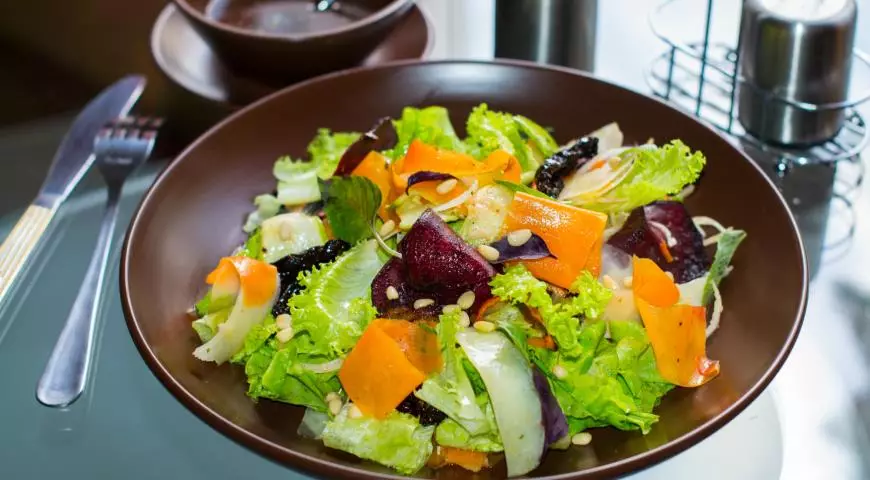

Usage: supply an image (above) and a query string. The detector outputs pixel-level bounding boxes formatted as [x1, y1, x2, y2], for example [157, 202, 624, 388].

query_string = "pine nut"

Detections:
[571, 432, 592, 446]
[436, 178, 458, 195]
[414, 298, 435, 309]
[507, 229, 533, 247]
[328, 398, 343, 416]
[443, 304, 460, 314]
[348, 404, 363, 419]
[386, 286, 399, 300]
[623, 277, 633, 288]
[276, 313, 292, 330]
[473, 321, 495, 333]
[280, 220, 294, 241]
[325, 392, 339, 403]
[378, 220, 396, 238]
[477, 245, 500, 262]
[458, 311, 471, 328]
[276, 327, 294, 343]
[457, 291, 476, 310]
[552, 364, 568, 379]
[602, 274, 618, 290]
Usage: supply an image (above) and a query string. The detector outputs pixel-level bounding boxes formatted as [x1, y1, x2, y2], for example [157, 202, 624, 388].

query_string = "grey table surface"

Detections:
[1, 1, 869, 479]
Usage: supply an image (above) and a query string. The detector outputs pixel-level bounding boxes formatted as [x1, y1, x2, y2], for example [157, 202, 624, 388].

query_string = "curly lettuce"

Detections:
[386, 106, 465, 159]
[566, 140, 706, 213]
[465, 103, 557, 182]
[322, 407, 435, 475]
[489, 264, 612, 358]
[287, 240, 384, 357]
[307, 128, 361, 179]
[415, 311, 491, 435]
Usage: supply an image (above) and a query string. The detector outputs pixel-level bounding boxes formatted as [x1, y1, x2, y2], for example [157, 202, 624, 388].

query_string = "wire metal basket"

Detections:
[645, 0, 869, 257]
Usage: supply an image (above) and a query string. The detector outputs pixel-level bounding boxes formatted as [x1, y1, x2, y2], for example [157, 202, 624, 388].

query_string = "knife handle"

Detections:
[0, 204, 55, 304]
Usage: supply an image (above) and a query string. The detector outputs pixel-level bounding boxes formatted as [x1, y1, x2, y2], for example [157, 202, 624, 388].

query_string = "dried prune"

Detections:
[271, 239, 351, 316]
[396, 391, 447, 426]
[534, 136, 599, 198]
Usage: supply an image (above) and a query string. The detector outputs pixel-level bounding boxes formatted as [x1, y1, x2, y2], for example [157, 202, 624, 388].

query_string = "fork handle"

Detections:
[36, 188, 120, 407]
[0, 204, 56, 306]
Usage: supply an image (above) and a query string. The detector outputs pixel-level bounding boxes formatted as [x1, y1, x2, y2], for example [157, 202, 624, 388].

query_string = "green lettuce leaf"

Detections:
[273, 157, 322, 206]
[570, 140, 706, 213]
[287, 240, 384, 357]
[243, 195, 282, 233]
[703, 228, 746, 304]
[514, 114, 559, 159]
[489, 264, 612, 358]
[415, 311, 491, 435]
[324, 176, 382, 244]
[192, 309, 230, 343]
[194, 291, 235, 317]
[465, 103, 543, 180]
[230, 316, 341, 412]
[322, 408, 435, 475]
[495, 180, 552, 200]
[535, 320, 669, 435]
[237, 229, 264, 260]
[307, 128, 361, 179]
[387, 106, 465, 159]
[434, 394, 504, 453]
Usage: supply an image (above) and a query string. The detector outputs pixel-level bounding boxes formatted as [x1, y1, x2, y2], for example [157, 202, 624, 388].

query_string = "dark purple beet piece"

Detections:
[332, 117, 397, 176]
[606, 201, 710, 283]
[533, 366, 570, 448]
[405, 171, 457, 194]
[371, 209, 496, 317]
[487, 232, 555, 264]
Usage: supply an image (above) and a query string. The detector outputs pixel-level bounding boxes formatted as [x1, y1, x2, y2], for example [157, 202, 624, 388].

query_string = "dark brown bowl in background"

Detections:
[121, 60, 807, 479]
[172, 0, 414, 85]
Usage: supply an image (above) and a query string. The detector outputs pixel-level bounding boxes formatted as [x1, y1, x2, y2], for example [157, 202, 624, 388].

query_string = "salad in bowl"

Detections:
[187, 104, 745, 477]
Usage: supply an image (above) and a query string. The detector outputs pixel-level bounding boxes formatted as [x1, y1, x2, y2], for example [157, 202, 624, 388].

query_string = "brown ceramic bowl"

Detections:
[172, 0, 414, 85]
[121, 60, 807, 479]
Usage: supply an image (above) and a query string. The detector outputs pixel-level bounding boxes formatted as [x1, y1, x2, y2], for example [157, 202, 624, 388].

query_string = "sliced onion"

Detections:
[432, 180, 477, 213]
[706, 282, 723, 338]
[371, 222, 402, 259]
[558, 155, 633, 201]
[693, 216, 727, 238]
[300, 357, 344, 373]
[649, 220, 678, 247]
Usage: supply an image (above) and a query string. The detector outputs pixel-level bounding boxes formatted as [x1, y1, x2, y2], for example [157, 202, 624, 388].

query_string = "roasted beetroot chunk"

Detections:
[372, 209, 496, 317]
[606, 201, 710, 283]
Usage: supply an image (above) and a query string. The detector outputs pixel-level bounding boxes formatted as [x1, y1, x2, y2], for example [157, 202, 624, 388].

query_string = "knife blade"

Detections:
[0, 75, 146, 306]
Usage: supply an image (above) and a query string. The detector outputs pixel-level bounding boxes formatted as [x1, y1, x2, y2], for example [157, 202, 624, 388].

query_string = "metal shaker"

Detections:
[736, 0, 857, 146]
[494, 0, 598, 72]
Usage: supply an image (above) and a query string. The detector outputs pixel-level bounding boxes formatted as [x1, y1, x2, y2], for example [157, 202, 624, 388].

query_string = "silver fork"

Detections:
[36, 116, 162, 407]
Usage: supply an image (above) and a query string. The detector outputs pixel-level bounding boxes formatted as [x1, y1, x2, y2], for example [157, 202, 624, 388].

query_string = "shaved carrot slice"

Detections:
[475, 297, 502, 322]
[528, 335, 556, 350]
[632, 257, 679, 307]
[428, 447, 490, 473]
[338, 324, 426, 419]
[205, 256, 277, 306]
[635, 297, 719, 387]
[632, 257, 719, 387]
[503, 192, 607, 289]
[370, 319, 442, 375]
[582, 235, 604, 278]
[392, 141, 522, 195]
[351, 151, 393, 220]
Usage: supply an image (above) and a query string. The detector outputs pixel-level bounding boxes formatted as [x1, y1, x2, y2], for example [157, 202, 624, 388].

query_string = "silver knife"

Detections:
[0, 75, 146, 306]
